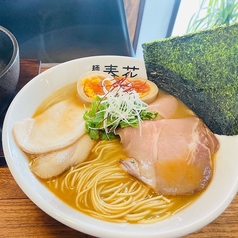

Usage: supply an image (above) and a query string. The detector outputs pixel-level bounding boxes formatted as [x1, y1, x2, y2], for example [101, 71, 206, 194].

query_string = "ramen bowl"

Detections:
[2, 56, 238, 238]
[0, 26, 20, 117]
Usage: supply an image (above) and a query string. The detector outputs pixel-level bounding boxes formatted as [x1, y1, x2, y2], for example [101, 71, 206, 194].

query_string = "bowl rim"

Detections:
[2, 55, 238, 238]
[0, 25, 19, 77]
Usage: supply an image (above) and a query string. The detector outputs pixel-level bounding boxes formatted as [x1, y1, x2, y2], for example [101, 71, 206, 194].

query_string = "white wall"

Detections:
[135, 0, 177, 58]
[172, 0, 201, 36]
[136, 0, 202, 58]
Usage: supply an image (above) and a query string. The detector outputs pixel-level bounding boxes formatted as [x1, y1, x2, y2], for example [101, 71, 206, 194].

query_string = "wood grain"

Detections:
[124, 0, 143, 49]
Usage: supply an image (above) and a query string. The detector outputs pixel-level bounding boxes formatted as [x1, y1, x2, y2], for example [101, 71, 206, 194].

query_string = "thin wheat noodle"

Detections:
[54, 140, 174, 223]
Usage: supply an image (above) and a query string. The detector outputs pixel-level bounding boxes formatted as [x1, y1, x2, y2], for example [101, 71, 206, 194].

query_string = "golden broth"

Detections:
[32, 82, 211, 224]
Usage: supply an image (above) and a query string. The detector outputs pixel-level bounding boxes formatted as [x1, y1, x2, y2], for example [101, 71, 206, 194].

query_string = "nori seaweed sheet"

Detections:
[142, 23, 238, 135]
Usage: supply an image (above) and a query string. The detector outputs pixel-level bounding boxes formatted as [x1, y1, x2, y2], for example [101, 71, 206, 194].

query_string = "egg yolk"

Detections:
[81, 76, 112, 100]
[129, 79, 150, 98]
[81, 75, 153, 102]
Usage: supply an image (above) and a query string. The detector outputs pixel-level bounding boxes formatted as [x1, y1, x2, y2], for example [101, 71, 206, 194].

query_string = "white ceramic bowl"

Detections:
[2, 56, 238, 238]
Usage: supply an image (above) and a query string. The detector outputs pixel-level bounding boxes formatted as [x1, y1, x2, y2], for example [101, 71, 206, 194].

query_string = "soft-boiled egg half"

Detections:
[77, 71, 158, 104]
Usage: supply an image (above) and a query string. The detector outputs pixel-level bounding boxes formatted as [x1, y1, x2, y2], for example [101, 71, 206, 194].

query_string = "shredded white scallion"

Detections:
[99, 86, 148, 134]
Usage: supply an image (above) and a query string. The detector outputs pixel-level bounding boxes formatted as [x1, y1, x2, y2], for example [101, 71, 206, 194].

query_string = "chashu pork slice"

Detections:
[30, 134, 96, 179]
[117, 117, 219, 195]
[13, 99, 86, 154]
[148, 94, 195, 119]
[148, 94, 179, 118]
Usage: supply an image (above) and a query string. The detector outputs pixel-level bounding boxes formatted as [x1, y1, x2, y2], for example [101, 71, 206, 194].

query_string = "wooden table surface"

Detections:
[0, 59, 237, 238]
